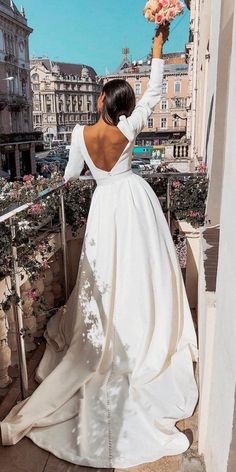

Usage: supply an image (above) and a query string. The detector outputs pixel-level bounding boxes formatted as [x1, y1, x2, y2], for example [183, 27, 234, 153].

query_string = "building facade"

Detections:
[187, 1, 236, 471]
[0, 0, 42, 179]
[101, 51, 189, 150]
[30, 58, 101, 143]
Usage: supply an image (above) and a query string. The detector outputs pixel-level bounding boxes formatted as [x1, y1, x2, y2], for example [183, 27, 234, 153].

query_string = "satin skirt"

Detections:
[1, 173, 198, 468]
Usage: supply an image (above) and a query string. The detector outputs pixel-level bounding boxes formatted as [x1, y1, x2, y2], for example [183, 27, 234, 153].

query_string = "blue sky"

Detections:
[16, 0, 190, 74]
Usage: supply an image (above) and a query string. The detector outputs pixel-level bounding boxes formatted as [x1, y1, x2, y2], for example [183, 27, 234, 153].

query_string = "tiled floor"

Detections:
[0, 344, 199, 472]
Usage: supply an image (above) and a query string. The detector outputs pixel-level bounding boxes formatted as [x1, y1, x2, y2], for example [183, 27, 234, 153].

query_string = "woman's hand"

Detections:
[153, 23, 170, 59]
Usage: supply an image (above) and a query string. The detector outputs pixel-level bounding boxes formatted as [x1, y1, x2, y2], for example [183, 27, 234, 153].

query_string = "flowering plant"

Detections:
[143, 0, 184, 25]
[0, 172, 95, 313]
[170, 168, 208, 227]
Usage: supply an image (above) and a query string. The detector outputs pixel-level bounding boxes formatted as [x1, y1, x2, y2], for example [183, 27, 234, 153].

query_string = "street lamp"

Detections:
[2, 76, 14, 81]
[171, 112, 187, 122]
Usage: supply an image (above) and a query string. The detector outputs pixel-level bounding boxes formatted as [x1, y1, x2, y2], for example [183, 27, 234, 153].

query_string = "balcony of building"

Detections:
[0, 169, 207, 471]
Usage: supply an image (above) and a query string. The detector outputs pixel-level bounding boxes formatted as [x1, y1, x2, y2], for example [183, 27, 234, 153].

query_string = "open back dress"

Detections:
[1, 58, 199, 469]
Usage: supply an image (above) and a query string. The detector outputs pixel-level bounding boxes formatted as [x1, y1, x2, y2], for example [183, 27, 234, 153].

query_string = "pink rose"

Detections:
[148, 0, 158, 12]
[165, 7, 175, 20]
[155, 12, 164, 23]
[145, 8, 155, 20]
[176, 1, 184, 12]
[157, 0, 164, 8]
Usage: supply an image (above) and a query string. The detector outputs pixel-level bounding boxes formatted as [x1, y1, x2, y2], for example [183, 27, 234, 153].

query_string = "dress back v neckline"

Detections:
[81, 125, 130, 174]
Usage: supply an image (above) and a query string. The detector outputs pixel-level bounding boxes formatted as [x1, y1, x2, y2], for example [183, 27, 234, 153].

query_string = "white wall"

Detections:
[198, 1, 236, 471]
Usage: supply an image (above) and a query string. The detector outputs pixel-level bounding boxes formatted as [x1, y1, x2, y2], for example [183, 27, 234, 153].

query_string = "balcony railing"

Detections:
[152, 127, 186, 133]
[0, 130, 43, 145]
[0, 171, 207, 400]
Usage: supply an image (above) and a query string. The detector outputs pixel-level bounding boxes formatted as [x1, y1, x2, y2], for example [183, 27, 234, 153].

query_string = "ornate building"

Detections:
[101, 50, 189, 148]
[30, 58, 101, 143]
[0, 0, 42, 179]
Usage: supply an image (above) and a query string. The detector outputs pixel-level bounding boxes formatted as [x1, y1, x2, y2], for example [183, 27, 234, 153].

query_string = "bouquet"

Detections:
[143, 0, 184, 25]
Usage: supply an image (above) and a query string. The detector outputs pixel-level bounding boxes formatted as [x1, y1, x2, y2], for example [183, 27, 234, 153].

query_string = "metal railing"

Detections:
[142, 171, 198, 226]
[0, 183, 67, 400]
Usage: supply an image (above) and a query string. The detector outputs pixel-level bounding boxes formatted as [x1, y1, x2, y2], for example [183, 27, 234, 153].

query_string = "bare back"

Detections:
[83, 124, 129, 172]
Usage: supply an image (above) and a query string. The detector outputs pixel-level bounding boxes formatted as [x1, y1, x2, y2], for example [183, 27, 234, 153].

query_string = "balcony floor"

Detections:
[0, 343, 199, 472]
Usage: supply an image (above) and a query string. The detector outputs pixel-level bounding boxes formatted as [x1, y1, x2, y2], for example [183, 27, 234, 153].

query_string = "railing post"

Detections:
[59, 188, 69, 300]
[167, 176, 171, 228]
[9, 217, 29, 400]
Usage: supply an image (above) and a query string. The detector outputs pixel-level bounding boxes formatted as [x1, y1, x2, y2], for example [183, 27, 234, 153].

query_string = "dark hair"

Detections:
[101, 79, 136, 126]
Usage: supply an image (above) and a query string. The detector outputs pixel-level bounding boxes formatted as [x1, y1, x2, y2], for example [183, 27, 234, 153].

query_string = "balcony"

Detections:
[0, 93, 8, 110]
[0, 170, 206, 470]
[4, 53, 17, 64]
[7, 95, 30, 111]
[0, 130, 43, 145]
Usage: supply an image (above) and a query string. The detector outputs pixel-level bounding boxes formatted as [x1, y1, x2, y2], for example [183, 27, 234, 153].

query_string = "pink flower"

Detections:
[26, 288, 39, 301]
[190, 211, 199, 218]
[165, 7, 175, 20]
[172, 180, 181, 188]
[144, 0, 184, 24]
[145, 8, 155, 20]
[197, 162, 208, 173]
[42, 260, 50, 269]
[23, 174, 34, 182]
[36, 244, 44, 252]
[176, 1, 184, 12]
[29, 203, 43, 214]
[155, 12, 165, 23]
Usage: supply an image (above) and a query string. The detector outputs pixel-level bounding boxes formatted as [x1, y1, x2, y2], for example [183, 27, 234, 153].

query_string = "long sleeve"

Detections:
[63, 124, 84, 182]
[125, 58, 164, 137]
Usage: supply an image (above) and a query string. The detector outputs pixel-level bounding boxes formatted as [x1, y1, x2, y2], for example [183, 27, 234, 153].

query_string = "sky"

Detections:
[15, 0, 190, 75]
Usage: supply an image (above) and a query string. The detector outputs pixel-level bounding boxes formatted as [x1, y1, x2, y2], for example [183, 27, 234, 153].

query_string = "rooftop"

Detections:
[108, 52, 188, 78]
[30, 58, 97, 80]
[0, 0, 29, 28]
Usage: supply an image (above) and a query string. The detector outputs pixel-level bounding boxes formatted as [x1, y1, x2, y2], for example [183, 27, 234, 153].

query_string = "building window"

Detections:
[33, 83, 39, 91]
[160, 117, 167, 129]
[148, 118, 154, 128]
[161, 99, 168, 110]
[46, 104, 51, 112]
[162, 80, 168, 94]
[32, 73, 39, 82]
[173, 117, 179, 128]
[135, 83, 141, 96]
[174, 81, 181, 94]
[174, 97, 185, 108]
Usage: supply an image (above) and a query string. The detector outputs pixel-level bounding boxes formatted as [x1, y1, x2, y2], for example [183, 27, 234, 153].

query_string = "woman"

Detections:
[1, 25, 198, 468]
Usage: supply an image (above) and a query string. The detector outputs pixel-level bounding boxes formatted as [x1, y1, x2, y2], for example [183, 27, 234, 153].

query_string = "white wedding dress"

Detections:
[1, 59, 198, 468]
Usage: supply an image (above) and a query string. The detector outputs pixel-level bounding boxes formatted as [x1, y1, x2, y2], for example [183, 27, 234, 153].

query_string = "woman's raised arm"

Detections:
[124, 24, 169, 137]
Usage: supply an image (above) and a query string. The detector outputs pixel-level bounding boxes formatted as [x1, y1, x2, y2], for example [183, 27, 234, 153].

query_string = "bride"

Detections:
[1, 24, 198, 468]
